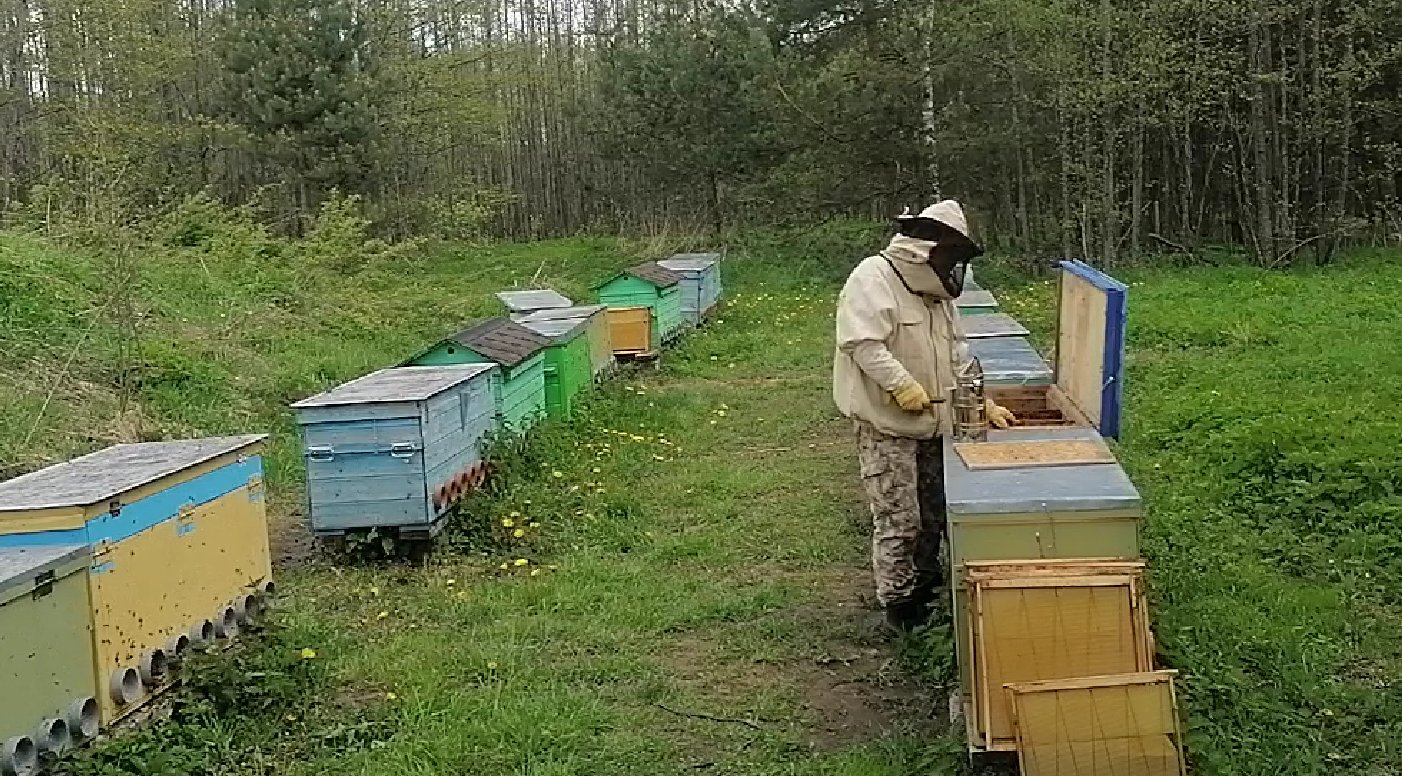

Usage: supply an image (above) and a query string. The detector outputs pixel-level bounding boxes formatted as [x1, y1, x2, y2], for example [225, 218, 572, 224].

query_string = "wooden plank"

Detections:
[954, 439, 1115, 471]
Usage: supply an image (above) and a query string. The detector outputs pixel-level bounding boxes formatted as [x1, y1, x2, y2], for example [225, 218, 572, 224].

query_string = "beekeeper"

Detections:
[833, 200, 1016, 632]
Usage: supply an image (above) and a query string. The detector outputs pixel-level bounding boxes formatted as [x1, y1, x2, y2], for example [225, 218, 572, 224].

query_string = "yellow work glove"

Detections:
[891, 382, 933, 412]
[985, 398, 1017, 429]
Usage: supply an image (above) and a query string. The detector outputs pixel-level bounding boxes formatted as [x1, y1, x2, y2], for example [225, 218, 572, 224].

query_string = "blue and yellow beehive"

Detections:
[1, 544, 100, 771]
[0, 436, 273, 726]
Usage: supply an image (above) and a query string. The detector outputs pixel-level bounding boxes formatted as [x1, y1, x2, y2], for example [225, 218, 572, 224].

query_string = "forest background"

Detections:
[3, 0, 1402, 266]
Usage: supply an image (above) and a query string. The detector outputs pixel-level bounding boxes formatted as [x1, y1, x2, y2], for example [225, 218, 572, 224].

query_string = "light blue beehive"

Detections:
[290, 364, 498, 539]
[659, 253, 723, 324]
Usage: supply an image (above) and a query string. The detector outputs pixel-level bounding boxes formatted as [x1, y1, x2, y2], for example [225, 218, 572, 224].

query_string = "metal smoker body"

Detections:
[953, 357, 988, 442]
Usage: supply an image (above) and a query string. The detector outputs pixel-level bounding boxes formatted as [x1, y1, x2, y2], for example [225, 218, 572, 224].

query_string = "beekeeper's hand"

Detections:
[892, 382, 933, 412]
[985, 398, 1017, 429]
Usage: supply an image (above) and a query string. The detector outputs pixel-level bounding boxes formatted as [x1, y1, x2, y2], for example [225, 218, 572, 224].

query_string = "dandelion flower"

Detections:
[499, 562, 509, 570]
[552, 470, 564, 478]
[487, 661, 499, 670]
[510, 510, 522, 518]
[529, 522, 540, 528]
[300, 648, 318, 660]
[446, 579, 456, 586]
[530, 569, 541, 577]
[376, 611, 389, 620]
[501, 518, 515, 528]
[653, 455, 666, 461]
[386, 692, 398, 701]
[514, 558, 529, 567]
[592, 467, 601, 473]
[513, 528, 526, 538]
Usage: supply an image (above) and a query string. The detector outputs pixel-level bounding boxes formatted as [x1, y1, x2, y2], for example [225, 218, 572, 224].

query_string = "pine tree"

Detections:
[216, 0, 378, 226]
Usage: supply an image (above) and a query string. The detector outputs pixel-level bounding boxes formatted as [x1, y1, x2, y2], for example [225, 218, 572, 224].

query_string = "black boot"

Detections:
[885, 600, 930, 633]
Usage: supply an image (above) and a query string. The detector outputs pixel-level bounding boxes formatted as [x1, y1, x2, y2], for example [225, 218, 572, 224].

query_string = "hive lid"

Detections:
[955, 287, 998, 309]
[0, 543, 90, 601]
[968, 337, 1053, 385]
[516, 304, 607, 323]
[495, 289, 574, 313]
[0, 436, 267, 513]
[659, 253, 720, 272]
[960, 312, 1029, 339]
[518, 316, 591, 343]
[1054, 260, 1129, 440]
[943, 427, 1141, 515]
[595, 261, 682, 289]
[291, 364, 497, 409]
[447, 317, 551, 367]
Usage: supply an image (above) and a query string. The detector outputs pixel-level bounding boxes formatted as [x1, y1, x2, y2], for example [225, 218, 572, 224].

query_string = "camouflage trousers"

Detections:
[854, 420, 946, 607]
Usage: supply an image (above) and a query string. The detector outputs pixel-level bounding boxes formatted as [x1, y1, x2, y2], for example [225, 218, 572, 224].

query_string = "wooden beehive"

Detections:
[659, 253, 723, 324]
[606, 306, 653, 357]
[984, 260, 1128, 439]
[956, 283, 999, 315]
[518, 305, 614, 379]
[964, 561, 1155, 751]
[0, 436, 273, 725]
[0, 544, 100, 760]
[961, 312, 1030, 339]
[969, 337, 1054, 387]
[1008, 671, 1186, 776]
[292, 365, 499, 539]
[595, 262, 686, 349]
[518, 315, 594, 420]
[404, 317, 549, 432]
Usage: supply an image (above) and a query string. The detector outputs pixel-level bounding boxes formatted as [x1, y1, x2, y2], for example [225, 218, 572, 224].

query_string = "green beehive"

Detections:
[518, 316, 593, 420]
[1, 544, 102, 765]
[405, 318, 549, 433]
[594, 262, 686, 350]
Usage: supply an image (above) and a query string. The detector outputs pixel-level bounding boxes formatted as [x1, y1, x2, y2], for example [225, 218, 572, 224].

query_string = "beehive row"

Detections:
[291, 254, 724, 544]
[944, 263, 1189, 775]
[0, 437, 275, 776]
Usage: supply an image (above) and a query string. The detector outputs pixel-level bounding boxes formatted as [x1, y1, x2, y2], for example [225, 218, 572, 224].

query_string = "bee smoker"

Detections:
[953, 357, 988, 442]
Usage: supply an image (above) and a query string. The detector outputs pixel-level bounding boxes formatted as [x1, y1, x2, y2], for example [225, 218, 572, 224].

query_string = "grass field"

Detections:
[3, 219, 1400, 775]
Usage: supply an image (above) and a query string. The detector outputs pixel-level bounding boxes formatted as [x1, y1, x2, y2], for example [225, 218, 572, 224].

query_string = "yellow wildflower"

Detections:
[376, 611, 389, 620]
[446, 579, 456, 586]
[530, 569, 541, 577]
[592, 467, 601, 473]
[299, 648, 317, 660]
[510, 510, 522, 518]
[499, 562, 509, 570]
[501, 518, 515, 528]
[529, 522, 540, 528]
[552, 470, 564, 478]
[513, 528, 526, 538]
[487, 661, 499, 670]
[514, 558, 528, 567]
[386, 692, 398, 701]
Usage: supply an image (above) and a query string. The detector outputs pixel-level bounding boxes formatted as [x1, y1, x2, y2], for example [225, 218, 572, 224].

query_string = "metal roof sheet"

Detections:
[516, 304, 607, 323]
[659, 254, 720, 272]
[0, 544, 89, 596]
[495, 289, 574, 313]
[0, 436, 267, 512]
[961, 313, 1031, 339]
[518, 316, 591, 343]
[291, 365, 496, 409]
[944, 427, 1141, 515]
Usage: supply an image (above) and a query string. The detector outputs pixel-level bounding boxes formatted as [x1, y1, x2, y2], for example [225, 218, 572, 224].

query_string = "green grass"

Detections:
[4, 218, 1401, 775]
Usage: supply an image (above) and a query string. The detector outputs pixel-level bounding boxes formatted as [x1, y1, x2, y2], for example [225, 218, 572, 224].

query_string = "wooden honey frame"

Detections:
[1007, 670, 1187, 776]
[966, 562, 1155, 752]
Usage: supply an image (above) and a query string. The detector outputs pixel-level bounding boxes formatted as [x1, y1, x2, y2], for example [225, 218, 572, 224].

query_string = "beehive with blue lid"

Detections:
[0, 435, 273, 725]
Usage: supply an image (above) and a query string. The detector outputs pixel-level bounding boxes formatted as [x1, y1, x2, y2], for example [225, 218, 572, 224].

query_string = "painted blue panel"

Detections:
[0, 457, 262, 548]
[300, 418, 421, 454]
[1059, 260, 1129, 440]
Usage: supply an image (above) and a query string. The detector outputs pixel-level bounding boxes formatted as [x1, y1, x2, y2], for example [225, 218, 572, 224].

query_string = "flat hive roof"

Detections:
[291, 365, 496, 409]
[0, 435, 266, 512]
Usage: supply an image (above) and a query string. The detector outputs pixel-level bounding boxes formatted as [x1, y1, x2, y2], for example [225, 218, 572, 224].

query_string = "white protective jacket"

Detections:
[832, 234, 969, 440]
